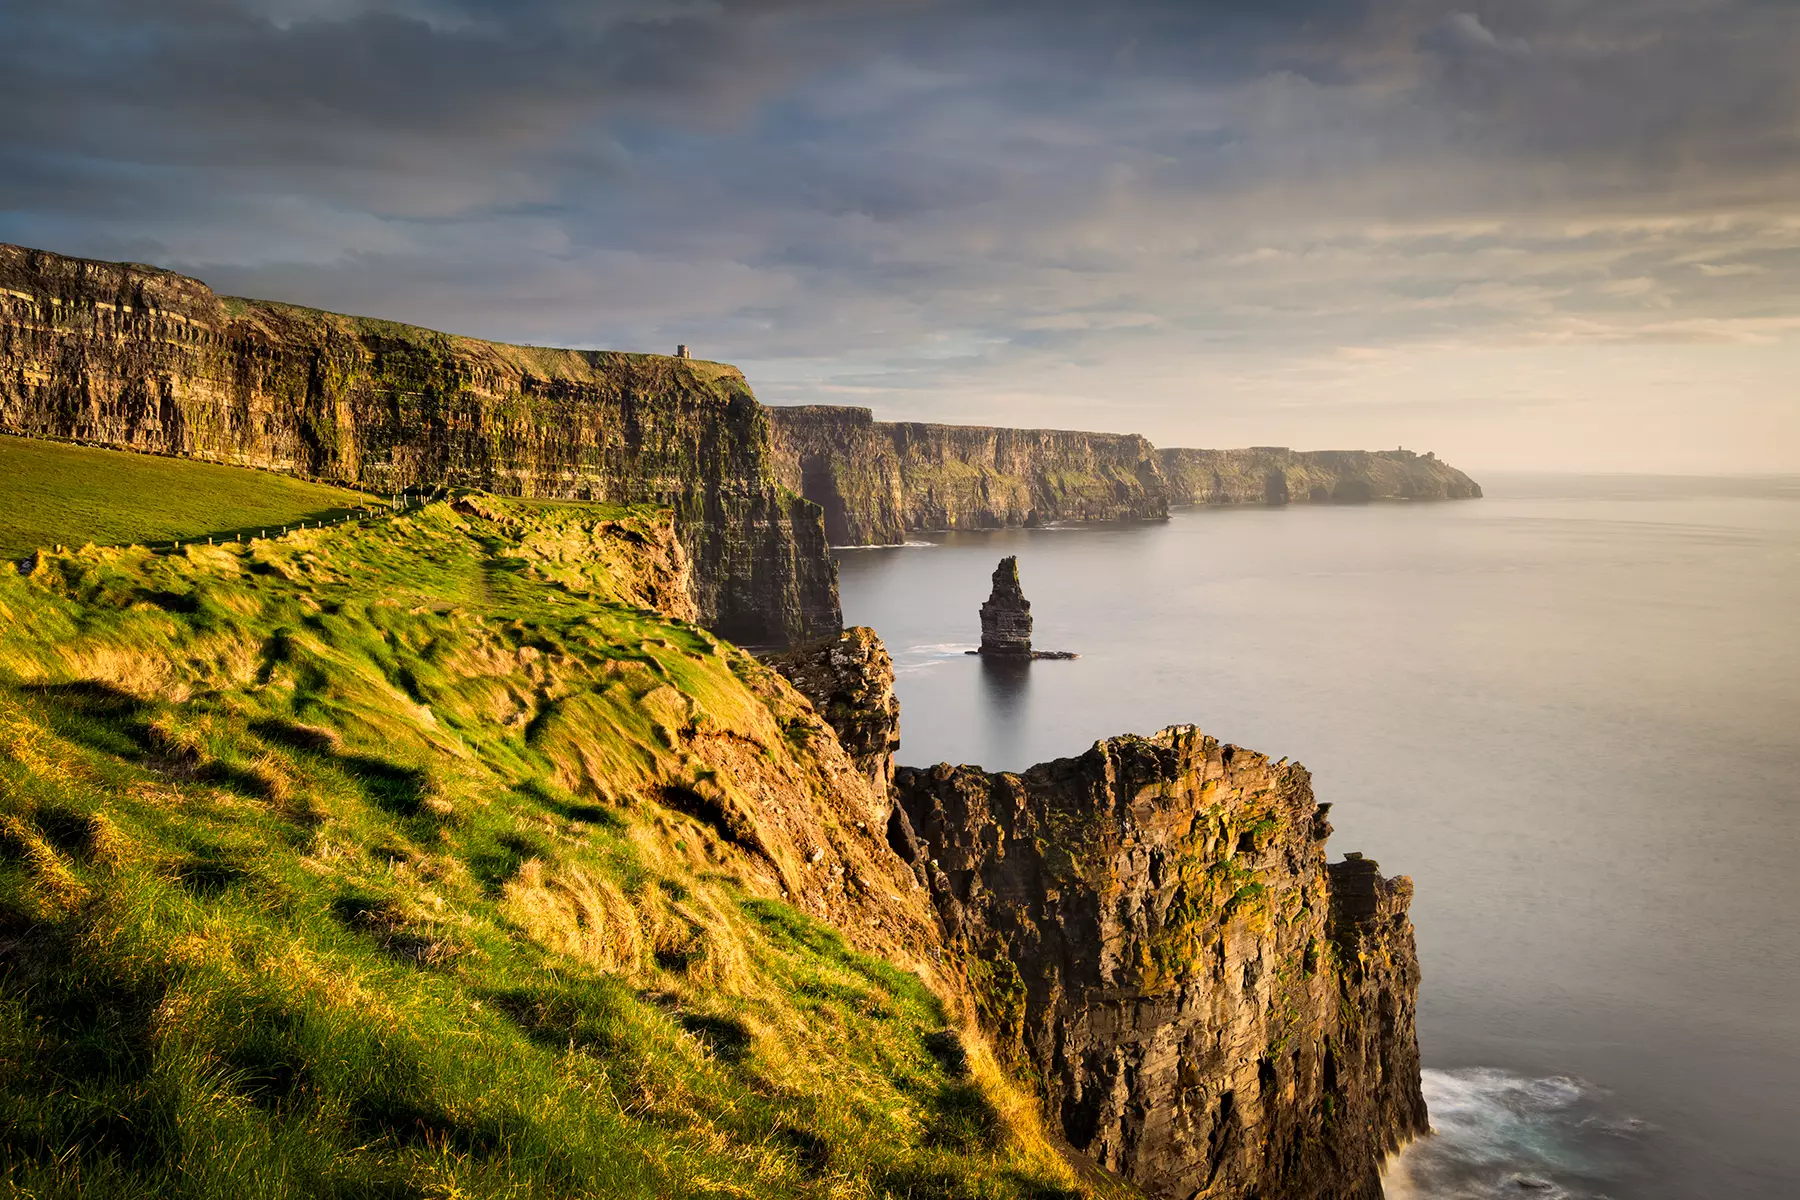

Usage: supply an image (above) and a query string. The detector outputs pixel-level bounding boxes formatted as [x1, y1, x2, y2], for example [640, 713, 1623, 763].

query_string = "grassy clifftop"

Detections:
[0, 242, 841, 647]
[0, 498, 1097, 1199]
[0, 436, 382, 560]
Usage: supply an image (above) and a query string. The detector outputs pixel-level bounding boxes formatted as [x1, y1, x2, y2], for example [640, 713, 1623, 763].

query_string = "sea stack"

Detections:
[971, 558, 1077, 659]
[979, 556, 1034, 655]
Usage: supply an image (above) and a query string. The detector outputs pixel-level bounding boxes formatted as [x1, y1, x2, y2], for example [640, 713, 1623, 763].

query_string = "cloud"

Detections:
[0, 0, 1797, 469]
[1419, 11, 1529, 56]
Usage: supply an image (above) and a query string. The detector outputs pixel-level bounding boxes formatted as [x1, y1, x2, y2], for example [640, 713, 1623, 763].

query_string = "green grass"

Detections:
[0, 436, 379, 558]
[0, 497, 1102, 1199]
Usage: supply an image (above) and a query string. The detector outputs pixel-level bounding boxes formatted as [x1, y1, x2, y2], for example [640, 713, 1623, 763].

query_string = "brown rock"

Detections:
[766, 627, 900, 794]
[979, 556, 1034, 656]
[893, 726, 1428, 1199]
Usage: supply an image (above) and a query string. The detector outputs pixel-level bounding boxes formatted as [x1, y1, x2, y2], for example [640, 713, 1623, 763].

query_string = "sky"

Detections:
[2, 0, 1797, 473]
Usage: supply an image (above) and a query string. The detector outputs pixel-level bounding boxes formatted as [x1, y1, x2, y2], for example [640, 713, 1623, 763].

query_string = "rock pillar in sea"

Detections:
[979, 556, 1033, 656]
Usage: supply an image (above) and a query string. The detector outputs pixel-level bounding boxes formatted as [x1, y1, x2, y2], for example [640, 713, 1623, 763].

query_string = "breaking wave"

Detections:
[893, 642, 977, 673]
[831, 540, 936, 550]
[1383, 1068, 1652, 1200]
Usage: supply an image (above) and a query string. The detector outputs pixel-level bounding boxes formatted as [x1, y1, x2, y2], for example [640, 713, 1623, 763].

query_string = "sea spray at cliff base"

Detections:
[1384, 1069, 1654, 1200]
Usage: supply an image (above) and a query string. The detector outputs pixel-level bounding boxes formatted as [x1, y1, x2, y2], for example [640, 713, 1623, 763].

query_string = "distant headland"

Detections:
[766, 404, 1481, 547]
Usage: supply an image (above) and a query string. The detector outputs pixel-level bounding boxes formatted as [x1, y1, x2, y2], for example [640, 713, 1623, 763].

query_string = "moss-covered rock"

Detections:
[894, 728, 1427, 1200]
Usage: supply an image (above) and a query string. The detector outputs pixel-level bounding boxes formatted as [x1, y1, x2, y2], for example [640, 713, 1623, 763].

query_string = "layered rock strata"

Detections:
[979, 556, 1034, 656]
[1157, 447, 1482, 505]
[765, 626, 901, 794]
[0, 243, 839, 647]
[766, 405, 1169, 545]
[892, 727, 1427, 1199]
[766, 405, 1483, 546]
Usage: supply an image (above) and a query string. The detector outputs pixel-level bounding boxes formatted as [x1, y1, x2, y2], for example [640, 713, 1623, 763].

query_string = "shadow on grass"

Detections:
[346, 1093, 507, 1157]
[253, 718, 432, 817]
[513, 779, 624, 831]
[489, 980, 641, 1058]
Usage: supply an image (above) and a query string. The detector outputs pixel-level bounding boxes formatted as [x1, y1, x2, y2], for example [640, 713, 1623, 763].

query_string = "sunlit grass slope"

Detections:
[0, 435, 379, 559]
[0, 498, 1103, 1199]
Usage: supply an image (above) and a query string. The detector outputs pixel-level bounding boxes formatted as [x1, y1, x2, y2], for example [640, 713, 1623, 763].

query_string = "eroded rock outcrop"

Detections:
[892, 727, 1427, 1199]
[1158, 447, 1482, 505]
[766, 626, 901, 794]
[0, 243, 839, 647]
[767, 405, 1169, 545]
[979, 557, 1034, 656]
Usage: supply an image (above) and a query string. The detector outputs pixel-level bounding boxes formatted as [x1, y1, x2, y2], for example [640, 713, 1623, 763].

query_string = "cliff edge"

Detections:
[0, 242, 839, 647]
[893, 728, 1427, 1199]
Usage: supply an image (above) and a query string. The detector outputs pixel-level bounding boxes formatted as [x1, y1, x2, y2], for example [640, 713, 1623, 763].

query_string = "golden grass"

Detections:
[0, 495, 1124, 1200]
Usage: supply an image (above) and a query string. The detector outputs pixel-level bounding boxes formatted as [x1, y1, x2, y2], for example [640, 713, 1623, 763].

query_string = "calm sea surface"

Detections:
[834, 474, 1800, 1199]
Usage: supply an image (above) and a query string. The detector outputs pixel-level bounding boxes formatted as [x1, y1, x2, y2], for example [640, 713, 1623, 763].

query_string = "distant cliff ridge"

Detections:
[0, 243, 838, 646]
[768, 405, 1481, 546]
[766, 405, 1169, 546]
[1158, 446, 1483, 505]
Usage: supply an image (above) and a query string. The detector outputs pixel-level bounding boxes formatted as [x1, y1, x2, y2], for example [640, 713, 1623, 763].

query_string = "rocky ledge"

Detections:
[766, 626, 901, 794]
[892, 727, 1428, 1199]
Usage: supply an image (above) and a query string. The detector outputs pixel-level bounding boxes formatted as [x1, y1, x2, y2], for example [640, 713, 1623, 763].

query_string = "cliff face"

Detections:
[766, 405, 1169, 545]
[767, 405, 1483, 545]
[0, 243, 839, 647]
[893, 727, 1427, 1200]
[1158, 447, 1482, 505]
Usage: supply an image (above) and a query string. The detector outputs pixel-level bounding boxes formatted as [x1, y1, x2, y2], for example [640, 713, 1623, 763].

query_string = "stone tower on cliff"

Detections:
[979, 557, 1033, 656]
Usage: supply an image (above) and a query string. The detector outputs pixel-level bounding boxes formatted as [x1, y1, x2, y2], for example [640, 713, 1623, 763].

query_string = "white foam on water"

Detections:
[893, 642, 977, 674]
[1383, 1068, 1646, 1199]
[831, 540, 936, 550]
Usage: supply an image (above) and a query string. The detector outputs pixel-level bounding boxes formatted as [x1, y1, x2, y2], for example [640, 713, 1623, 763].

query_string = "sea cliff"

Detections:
[769, 638, 1428, 1200]
[1158, 446, 1482, 505]
[766, 405, 1169, 545]
[767, 405, 1481, 546]
[892, 728, 1427, 1199]
[0, 243, 838, 647]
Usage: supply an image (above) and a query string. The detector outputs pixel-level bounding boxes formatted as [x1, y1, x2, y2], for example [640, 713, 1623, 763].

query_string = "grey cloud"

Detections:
[1, 0, 1796, 469]
[1419, 11, 1529, 56]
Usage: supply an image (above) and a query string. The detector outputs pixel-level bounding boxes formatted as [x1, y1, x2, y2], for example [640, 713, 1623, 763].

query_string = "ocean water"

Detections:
[833, 474, 1800, 1199]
